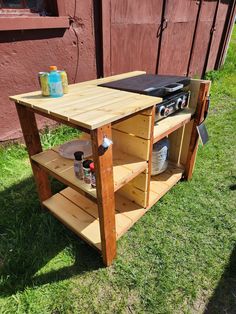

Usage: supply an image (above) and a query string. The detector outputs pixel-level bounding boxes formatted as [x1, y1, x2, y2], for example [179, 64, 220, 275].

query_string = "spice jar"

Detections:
[89, 162, 96, 188]
[74, 151, 84, 180]
[83, 159, 93, 184]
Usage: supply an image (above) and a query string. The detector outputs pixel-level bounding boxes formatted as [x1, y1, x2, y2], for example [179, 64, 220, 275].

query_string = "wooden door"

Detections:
[102, 0, 163, 76]
[157, 0, 199, 76]
[207, 0, 230, 71]
[188, 0, 219, 77]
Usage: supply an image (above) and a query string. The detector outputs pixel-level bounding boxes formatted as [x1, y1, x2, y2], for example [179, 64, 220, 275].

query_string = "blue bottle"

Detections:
[48, 66, 63, 97]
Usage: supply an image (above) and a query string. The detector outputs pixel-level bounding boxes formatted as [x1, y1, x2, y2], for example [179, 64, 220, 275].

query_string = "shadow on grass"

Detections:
[0, 176, 103, 297]
[204, 245, 236, 313]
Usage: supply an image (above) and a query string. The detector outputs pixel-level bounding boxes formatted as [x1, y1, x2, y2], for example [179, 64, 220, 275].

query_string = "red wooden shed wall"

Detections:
[102, 0, 234, 77]
[0, 0, 235, 141]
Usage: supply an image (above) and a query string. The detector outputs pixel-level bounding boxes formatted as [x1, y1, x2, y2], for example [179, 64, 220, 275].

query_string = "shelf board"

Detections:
[148, 162, 184, 208]
[31, 148, 147, 199]
[153, 108, 195, 143]
[43, 187, 147, 251]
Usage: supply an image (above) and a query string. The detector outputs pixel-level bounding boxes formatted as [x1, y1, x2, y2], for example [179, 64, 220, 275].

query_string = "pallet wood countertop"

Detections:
[10, 71, 211, 266]
[10, 71, 160, 130]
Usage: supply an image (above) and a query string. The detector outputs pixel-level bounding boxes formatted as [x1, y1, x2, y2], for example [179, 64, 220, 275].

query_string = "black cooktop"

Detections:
[99, 74, 190, 97]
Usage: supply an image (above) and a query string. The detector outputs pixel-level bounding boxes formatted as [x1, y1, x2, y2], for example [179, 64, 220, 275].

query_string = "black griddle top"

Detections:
[99, 74, 190, 97]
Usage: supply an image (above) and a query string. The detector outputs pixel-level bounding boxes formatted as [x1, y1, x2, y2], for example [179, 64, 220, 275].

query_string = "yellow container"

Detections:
[59, 70, 69, 94]
[38, 72, 50, 96]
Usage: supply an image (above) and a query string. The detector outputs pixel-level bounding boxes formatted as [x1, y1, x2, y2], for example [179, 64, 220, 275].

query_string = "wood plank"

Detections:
[168, 126, 185, 165]
[16, 104, 51, 205]
[184, 81, 211, 180]
[112, 113, 152, 139]
[180, 120, 194, 166]
[32, 87, 118, 114]
[68, 94, 159, 130]
[10, 74, 159, 131]
[102, 0, 111, 76]
[119, 181, 148, 208]
[60, 187, 133, 238]
[43, 193, 102, 250]
[146, 106, 155, 208]
[148, 163, 184, 208]
[61, 187, 99, 218]
[112, 129, 150, 161]
[43, 187, 151, 252]
[51, 91, 134, 121]
[32, 147, 147, 195]
[153, 108, 195, 143]
[10, 71, 146, 103]
[129, 170, 149, 192]
[113, 150, 147, 190]
[115, 194, 147, 226]
[91, 124, 116, 266]
[31, 150, 97, 199]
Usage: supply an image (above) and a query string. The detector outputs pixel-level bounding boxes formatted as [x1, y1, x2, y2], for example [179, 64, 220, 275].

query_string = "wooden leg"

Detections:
[16, 104, 52, 204]
[184, 82, 210, 180]
[91, 124, 116, 266]
[147, 106, 155, 207]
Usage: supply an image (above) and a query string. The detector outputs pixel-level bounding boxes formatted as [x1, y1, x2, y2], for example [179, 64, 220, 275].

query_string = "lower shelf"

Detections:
[43, 163, 184, 252]
[43, 187, 147, 251]
[148, 162, 184, 207]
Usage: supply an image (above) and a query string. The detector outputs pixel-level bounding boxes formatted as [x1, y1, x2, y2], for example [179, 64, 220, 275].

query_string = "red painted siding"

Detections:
[0, 0, 97, 141]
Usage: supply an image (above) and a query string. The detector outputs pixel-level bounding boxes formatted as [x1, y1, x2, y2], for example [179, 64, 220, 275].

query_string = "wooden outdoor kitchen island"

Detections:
[10, 71, 210, 266]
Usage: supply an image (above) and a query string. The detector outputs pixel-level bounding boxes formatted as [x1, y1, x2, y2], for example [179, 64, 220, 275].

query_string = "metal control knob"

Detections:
[176, 97, 183, 110]
[182, 96, 188, 108]
[159, 106, 166, 116]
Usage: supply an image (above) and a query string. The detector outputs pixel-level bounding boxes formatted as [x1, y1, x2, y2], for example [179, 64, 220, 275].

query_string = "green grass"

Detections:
[0, 28, 235, 314]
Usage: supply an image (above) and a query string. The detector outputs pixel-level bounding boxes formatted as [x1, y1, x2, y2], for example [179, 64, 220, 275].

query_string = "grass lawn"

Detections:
[0, 28, 235, 314]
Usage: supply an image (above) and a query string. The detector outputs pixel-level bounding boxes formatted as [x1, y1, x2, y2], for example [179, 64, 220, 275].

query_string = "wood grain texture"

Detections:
[31, 145, 147, 196]
[43, 192, 102, 250]
[112, 112, 152, 139]
[43, 187, 152, 252]
[16, 104, 51, 205]
[148, 162, 184, 208]
[112, 129, 150, 161]
[146, 105, 155, 207]
[184, 81, 211, 180]
[153, 108, 195, 144]
[91, 124, 116, 266]
[11, 87, 158, 130]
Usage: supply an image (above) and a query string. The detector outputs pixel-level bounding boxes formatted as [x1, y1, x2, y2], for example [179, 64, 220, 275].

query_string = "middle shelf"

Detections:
[31, 147, 147, 199]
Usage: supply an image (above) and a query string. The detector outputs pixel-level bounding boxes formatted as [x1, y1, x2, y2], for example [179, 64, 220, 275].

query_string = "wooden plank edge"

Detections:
[43, 196, 102, 252]
[147, 172, 184, 209]
[31, 159, 97, 201]
[114, 162, 148, 192]
[153, 111, 195, 144]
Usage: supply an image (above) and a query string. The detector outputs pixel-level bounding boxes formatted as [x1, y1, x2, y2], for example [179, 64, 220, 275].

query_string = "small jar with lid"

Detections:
[89, 162, 96, 188]
[83, 159, 93, 184]
[74, 151, 84, 180]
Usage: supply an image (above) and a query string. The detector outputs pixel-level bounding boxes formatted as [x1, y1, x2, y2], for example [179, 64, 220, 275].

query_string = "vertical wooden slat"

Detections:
[146, 106, 155, 207]
[215, 0, 236, 69]
[184, 82, 210, 180]
[16, 104, 52, 204]
[102, 0, 111, 76]
[56, 0, 66, 16]
[201, 0, 220, 77]
[91, 124, 116, 266]
[186, 0, 202, 76]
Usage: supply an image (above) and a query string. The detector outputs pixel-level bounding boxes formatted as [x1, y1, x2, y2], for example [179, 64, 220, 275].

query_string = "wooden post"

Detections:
[16, 104, 52, 204]
[184, 82, 211, 180]
[91, 124, 116, 266]
[147, 106, 155, 207]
